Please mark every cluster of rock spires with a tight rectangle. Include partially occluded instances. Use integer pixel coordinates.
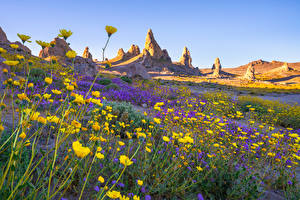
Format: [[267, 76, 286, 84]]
[[117, 45, 140, 60], [1, 25, 297, 81], [110, 29, 200, 77], [179, 47, 193, 68]]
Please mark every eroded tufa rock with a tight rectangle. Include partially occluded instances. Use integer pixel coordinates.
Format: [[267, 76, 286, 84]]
[[212, 57, 221, 77], [82, 46, 93, 60], [39, 37, 72, 58], [117, 48, 125, 59], [144, 29, 171, 61], [127, 44, 140, 57], [244, 64, 255, 81], [179, 46, 193, 68]]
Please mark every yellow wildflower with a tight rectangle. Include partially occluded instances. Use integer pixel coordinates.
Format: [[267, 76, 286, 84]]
[[105, 26, 117, 37], [96, 152, 105, 159], [44, 77, 53, 85], [66, 50, 77, 59], [92, 91, 100, 98], [106, 190, 121, 199], [137, 180, 143, 186], [72, 141, 90, 158], [10, 44, 19, 49], [19, 132, 26, 139], [162, 136, 170, 142], [3, 60, 19, 66], [52, 89, 62, 95], [119, 155, 133, 166], [98, 176, 105, 183]]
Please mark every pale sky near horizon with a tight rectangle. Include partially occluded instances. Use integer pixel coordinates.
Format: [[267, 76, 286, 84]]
[[1, 0, 300, 68]]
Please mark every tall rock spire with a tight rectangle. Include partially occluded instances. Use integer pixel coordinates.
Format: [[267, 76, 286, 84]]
[[212, 57, 221, 77], [179, 46, 193, 68], [82, 46, 93, 60], [244, 64, 255, 81], [144, 29, 164, 60]]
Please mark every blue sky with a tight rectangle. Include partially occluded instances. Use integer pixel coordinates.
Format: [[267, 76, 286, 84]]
[[1, 0, 300, 68]]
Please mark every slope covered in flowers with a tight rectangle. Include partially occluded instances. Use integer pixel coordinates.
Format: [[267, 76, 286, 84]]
[[0, 29, 300, 200]]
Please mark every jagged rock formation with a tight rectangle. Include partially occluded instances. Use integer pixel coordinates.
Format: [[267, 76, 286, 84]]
[[212, 58, 221, 77], [144, 29, 171, 62], [0, 26, 31, 55], [39, 37, 72, 58], [82, 46, 93, 60], [108, 63, 150, 79], [117, 48, 125, 59], [108, 29, 200, 76], [244, 64, 255, 81], [179, 46, 193, 68], [127, 44, 140, 57]]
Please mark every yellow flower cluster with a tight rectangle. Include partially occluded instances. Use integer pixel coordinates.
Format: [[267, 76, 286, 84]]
[[72, 141, 90, 158]]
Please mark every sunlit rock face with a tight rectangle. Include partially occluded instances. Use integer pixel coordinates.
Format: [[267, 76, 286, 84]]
[[179, 46, 193, 68], [117, 48, 125, 59], [82, 46, 93, 60], [144, 29, 171, 62], [212, 57, 221, 77], [244, 64, 255, 81]]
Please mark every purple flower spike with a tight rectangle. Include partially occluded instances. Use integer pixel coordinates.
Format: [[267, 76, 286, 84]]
[[94, 185, 100, 192], [197, 193, 204, 200], [145, 195, 151, 200]]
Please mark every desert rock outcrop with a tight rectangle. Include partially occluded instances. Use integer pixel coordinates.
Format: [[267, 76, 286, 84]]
[[0, 27, 9, 43], [179, 46, 193, 68], [0, 26, 31, 55], [144, 29, 171, 61], [117, 48, 125, 59], [82, 46, 93, 60], [212, 58, 221, 77], [39, 37, 71, 58], [127, 44, 140, 57], [244, 64, 255, 81], [281, 62, 290, 71]]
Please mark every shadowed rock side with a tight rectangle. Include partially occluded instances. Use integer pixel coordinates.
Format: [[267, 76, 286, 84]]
[[0, 27, 9, 43], [108, 63, 150, 79], [82, 46, 93, 60], [0, 26, 31, 55]]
